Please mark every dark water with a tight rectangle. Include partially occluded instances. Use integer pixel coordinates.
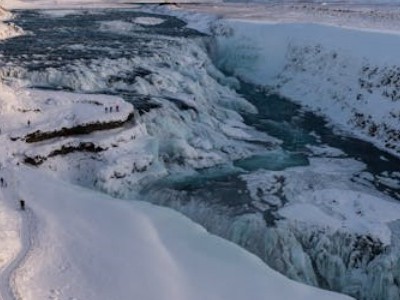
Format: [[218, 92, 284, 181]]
[[148, 80, 400, 212], [5, 9, 203, 68]]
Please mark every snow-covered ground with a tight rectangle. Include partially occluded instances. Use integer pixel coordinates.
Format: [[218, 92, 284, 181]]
[[0, 7, 354, 300], [0, 74, 351, 300], [5, 165, 350, 300], [1, 3, 400, 300]]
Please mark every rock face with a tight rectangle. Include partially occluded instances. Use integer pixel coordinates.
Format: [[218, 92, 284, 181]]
[[24, 113, 134, 143], [24, 142, 105, 166], [213, 20, 400, 158]]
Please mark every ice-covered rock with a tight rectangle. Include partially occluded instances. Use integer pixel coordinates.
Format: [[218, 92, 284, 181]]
[[2, 29, 279, 172]]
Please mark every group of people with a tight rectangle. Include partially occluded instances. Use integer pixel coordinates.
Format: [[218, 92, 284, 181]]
[[105, 105, 120, 113]]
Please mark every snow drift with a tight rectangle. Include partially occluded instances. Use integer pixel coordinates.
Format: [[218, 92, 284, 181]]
[[8, 166, 352, 300]]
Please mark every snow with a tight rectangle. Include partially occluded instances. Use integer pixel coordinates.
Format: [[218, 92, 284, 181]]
[[99, 20, 143, 34], [2, 0, 134, 9], [305, 144, 347, 157], [6, 89, 133, 141], [0, 3, 398, 300], [165, 11, 400, 285], [2, 26, 278, 170], [2, 0, 218, 9], [0, 10, 350, 298], [153, 3, 400, 157], [0, 5, 24, 40], [133, 16, 165, 25], [236, 156, 400, 298], [0, 180, 21, 272], [240, 156, 400, 246], [0, 76, 351, 300], [213, 20, 400, 156], [3, 166, 350, 300]]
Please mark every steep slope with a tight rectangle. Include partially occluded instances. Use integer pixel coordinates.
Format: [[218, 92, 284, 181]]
[[7, 166, 352, 300], [213, 20, 400, 158]]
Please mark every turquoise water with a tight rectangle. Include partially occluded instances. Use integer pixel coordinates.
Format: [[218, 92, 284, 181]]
[[147, 80, 400, 207]]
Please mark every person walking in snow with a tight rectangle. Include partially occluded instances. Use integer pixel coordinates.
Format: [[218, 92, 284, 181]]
[[110, 106, 113, 113], [0, 177, 3, 187], [19, 199, 25, 211], [116, 105, 119, 112], [27, 120, 31, 127], [105, 107, 108, 113]]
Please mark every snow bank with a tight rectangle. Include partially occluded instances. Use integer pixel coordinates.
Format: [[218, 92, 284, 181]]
[[9, 166, 351, 300], [132, 16, 165, 26]]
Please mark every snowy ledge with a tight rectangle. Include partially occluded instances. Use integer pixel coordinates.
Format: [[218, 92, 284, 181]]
[[0, 82, 351, 300], [8, 90, 135, 143]]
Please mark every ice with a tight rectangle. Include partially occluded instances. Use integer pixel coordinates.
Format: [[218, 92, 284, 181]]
[[212, 19, 400, 157], [142, 155, 400, 299], [147, 3, 400, 158], [132, 16, 165, 26], [238, 157, 400, 298], [305, 144, 347, 157], [0, 4, 397, 300], [99, 20, 144, 34], [4, 35, 279, 170]]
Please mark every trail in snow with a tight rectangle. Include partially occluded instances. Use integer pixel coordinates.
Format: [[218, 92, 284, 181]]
[[0, 172, 36, 300]]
